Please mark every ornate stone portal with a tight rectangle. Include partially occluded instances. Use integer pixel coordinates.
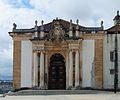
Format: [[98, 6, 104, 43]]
[[9, 18, 104, 90], [31, 20, 82, 89]]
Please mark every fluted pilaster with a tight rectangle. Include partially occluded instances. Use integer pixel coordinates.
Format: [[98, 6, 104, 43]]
[[66, 52, 69, 89], [68, 50, 73, 88], [40, 51, 45, 89], [75, 50, 80, 87], [33, 52, 38, 86]]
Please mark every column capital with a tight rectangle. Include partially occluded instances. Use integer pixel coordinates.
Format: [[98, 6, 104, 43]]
[[33, 49, 38, 53], [41, 50, 45, 53], [68, 49, 80, 53], [75, 49, 80, 52], [33, 49, 46, 53], [68, 49, 74, 53]]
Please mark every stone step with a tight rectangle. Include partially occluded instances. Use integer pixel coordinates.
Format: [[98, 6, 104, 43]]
[[8, 90, 112, 96]]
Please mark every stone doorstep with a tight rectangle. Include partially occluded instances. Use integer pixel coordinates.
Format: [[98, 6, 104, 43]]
[[7, 90, 113, 96]]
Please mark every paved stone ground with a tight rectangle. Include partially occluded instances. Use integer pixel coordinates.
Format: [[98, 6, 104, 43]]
[[0, 93, 120, 100]]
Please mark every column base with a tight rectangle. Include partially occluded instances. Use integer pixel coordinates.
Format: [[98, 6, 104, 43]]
[[32, 86, 39, 90], [66, 86, 73, 90], [75, 85, 81, 90], [66, 86, 81, 90], [39, 86, 45, 90]]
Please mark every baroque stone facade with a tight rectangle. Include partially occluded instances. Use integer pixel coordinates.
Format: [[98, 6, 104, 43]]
[[9, 11, 120, 91], [9, 17, 105, 90]]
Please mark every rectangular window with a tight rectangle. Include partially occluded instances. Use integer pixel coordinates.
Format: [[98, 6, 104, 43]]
[[110, 51, 114, 62]]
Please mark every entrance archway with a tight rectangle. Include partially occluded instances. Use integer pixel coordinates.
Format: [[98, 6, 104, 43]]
[[48, 53, 66, 90]]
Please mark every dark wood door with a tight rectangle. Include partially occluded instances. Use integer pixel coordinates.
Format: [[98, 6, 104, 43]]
[[48, 54, 66, 90]]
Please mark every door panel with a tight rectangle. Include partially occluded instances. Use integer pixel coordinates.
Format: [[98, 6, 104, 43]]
[[48, 53, 66, 90]]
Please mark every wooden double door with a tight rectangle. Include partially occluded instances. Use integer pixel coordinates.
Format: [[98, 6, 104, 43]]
[[48, 53, 66, 90]]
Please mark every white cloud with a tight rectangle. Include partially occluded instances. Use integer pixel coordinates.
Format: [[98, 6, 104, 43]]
[[0, 0, 50, 79], [29, 0, 120, 27], [0, 0, 120, 79]]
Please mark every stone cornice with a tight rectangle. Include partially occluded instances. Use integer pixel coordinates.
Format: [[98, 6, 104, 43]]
[[80, 32, 104, 39], [10, 33, 32, 41]]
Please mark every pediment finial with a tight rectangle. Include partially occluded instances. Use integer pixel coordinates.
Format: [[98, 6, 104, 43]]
[[76, 19, 79, 30], [41, 20, 44, 31], [13, 23, 17, 30], [35, 20, 38, 26], [41, 20, 44, 25], [117, 10, 119, 16], [70, 19, 72, 25], [56, 17, 58, 20], [76, 19, 79, 25], [101, 20, 104, 29], [70, 19, 72, 30]]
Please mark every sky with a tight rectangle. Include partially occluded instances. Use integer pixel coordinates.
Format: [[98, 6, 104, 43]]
[[0, 0, 120, 80]]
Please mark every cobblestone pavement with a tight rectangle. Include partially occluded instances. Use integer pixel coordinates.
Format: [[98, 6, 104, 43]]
[[0, 93, 120, 100]]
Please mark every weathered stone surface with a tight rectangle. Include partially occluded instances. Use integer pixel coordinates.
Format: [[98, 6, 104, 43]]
[[10, 19, 105, 90], [13, 41, 21, 89], [94, 39, 103, 89]]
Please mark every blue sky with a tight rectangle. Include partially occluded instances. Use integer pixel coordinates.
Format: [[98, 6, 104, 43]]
[[0, 0, 120, 80], [6, 0, 33, 8]]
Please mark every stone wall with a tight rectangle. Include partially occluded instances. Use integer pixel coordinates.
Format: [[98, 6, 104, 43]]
[[13, 41, 21, 89], [94, 39, 103, 89]]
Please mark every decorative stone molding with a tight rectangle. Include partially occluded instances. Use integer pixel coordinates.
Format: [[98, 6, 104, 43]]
[[68, 43, 80, 50], [33, 46, 45, 52]]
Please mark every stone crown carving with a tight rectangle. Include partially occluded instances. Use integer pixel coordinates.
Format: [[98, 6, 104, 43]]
[[49, 20, 65, 43]]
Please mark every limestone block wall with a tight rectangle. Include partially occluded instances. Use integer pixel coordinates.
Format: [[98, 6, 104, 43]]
[[13, 41, 21, 89], [94, 39, 103, 89]]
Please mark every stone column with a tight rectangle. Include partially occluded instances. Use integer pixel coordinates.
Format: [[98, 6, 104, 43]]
[[75, 50, 80, 87], [45, 53, 48, 89], [33, 51, 38, 86], [40, 51, 44, 89], [68, 50, 73, 88], [66, 52, 69, 89]]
